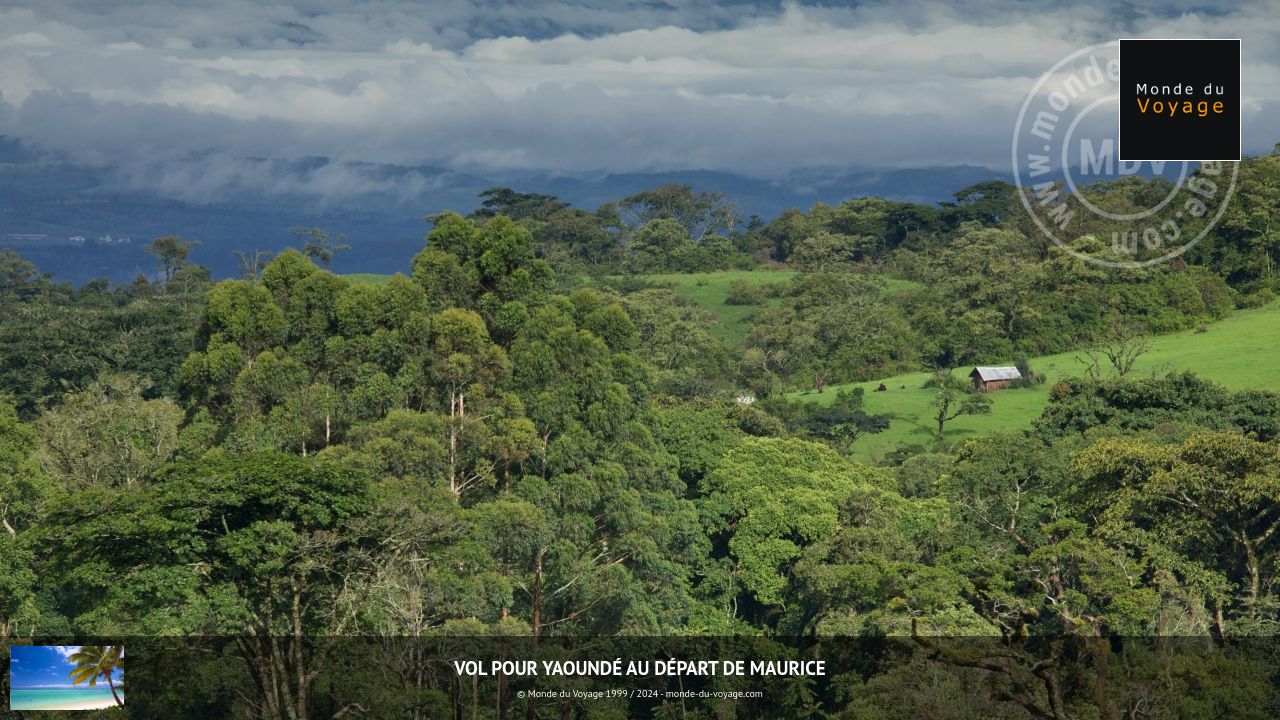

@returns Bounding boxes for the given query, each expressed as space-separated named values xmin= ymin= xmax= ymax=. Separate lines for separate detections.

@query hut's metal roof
xmin=970 ymin=366 xmax=1022 ymax=381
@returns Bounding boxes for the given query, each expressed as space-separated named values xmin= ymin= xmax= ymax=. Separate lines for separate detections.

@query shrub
xmin=1014 ymin=356 xmax=1045 ymax=387
xmin=1238 ymin=288 xmax=1276 ymax=309
xmin=725 ymin=280 xmax=768 ymax=306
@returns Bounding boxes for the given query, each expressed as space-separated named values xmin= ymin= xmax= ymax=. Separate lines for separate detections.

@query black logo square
xmin=1119 ymin=39 xmax=1240 ymax=161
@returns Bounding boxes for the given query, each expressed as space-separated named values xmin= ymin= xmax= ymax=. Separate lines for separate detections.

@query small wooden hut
xmin=969 ymin=366 xmax=1022 ymax=392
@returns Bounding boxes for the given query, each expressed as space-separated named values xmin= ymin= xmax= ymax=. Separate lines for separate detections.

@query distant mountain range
xmin=0 ymin=136 xmax=1006 ymax=283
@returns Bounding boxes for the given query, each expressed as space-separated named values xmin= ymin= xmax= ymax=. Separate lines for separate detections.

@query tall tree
xmin=144 ymin=236 xmax=198 ymax=283
xmin=291 ymin=227 xmax=351 ymax=267
xmin=68 ymin=645 xmax=125 ymax=708
xmin=428 ymin=308 xmax=511 ymax=499
xmin=1078 ymin=432 xmax=1280 ymax=631
xmin=701 ymin=437 xmax=894 ymax=612
xmin=36 ymin=374 xmax=183 ymax=489
xmin=48 ymin=453 xmax=375 ymax=720
xmin=615 ymin=184 xmax=738 ymax=238
xmin=470 ymin=188 xmax=568 ymax=222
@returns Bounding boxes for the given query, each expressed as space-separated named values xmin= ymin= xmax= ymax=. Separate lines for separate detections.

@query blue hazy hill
xmin=0 ymin=137 xmax=1006 ymax=283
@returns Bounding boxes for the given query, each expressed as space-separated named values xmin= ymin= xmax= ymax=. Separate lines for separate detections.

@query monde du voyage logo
xmin=1013 ymin=39 xmax=1241 ymax=268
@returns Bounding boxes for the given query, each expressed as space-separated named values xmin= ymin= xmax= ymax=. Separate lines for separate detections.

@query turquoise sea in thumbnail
xmin=10 ymin=686 xmax=122 ymax=710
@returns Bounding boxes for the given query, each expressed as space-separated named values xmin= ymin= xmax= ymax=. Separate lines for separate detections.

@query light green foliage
xmin=0 ymin=399 xmax=44 ymax=638
xmin=651 ymin=405 xmax=743 ymax=488
xmin=633 ymin=270 xmax=796 ymax=344
xmin=702 ymin=437 xmax=893 ymax=606
xmin=203 ymin=279 xmax=287 ymax=361
xmin=0 ymin=397 xmax=50 ymax=536
xmin=412 ymin=212 xmax=552 ymax=312
xmin=784 ymin=483 xmax=980 ymax=636
xmin=1077 ymin=432 xmax=1280 ymax=631
xmin=36 ymin=374 xmax=183 ymax=489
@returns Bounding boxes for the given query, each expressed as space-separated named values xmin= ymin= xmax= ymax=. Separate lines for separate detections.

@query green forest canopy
xmin=3 ymin=158 xmax=1280 ymax=718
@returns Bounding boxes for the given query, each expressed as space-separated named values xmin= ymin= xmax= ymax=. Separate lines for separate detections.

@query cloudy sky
xmin=2 ymin=0 xmax=1279 ymax=186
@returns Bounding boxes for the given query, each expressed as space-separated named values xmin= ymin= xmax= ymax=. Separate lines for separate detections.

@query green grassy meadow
xmin=792 ymin=300 xmax=1280 ymax=462
xmin=638 ymin=270 xmax=795 ymax=343
xmin=639 ymin=270 xmax=919 ymax=344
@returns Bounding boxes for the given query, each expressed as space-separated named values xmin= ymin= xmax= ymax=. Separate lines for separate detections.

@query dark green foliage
xmin=760 ymin=388 xmax=892 ymax=453
xmin=1013 ymin=356 xmax=1044 ymax=387
xmin=0 ymin=271 xmax=204 ymax=418
xmin=470 ymin=187 xmax=569 ymax=222
xmin=1037 ymin=372 xmax=1280 ymax=442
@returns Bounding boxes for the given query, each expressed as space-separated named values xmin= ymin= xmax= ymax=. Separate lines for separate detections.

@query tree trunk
xmin=291 ymin=582 xmax=309 ymax=720
xmin=448 ymin=391 xmax=464 ymax=498
xmin=1088 ymin=638 xmax=1117 ymax=720
xmin=106 ymin=673 xmax=124 ymax=708
xmin=531 ymin=552 xmax=543 ymax=639
xmin=1242 ymin=532 xmax=1261 ymax=611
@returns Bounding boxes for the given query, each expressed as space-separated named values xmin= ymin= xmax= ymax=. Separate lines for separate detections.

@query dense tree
xmin=0 ymin=531 xmax=37 ymax=641
xmin=0 ymin=398 xmax=50 ymax=537
xmin=939 ymin=181 xmax=1018 ymax=227
xmin=1037 ymin=372 xmax=1280 ymax=442
xmin=614 ymin=184 xmax=738 ymax=239
xmin=427 ymin=308 xmax=512 ymax=498
xmin=1077 ymin=432 xmax=1280 ymax=632
xmin=413 ymin=212 xmax=553 ymax=313
xmin=0 ymin=249 xmax=46 ymax=307
xmin=470 ymin=187 xmax=569 ymax=222
xmin=291 ymin=226 xmax=351 ymax=266
xmin=0 ymin=279 xmax=202 ymax=419
xmin=700 ymin=437 xmax=893 ymax=611
xmin=143 ymin=235 xmax=198 ymax=283
xmin=0 ymin=399 xmax=44 ymax=642
xmin=35 ymin=374 xmax=183 ymax=489
xmin=46 ymin=452 xmax=375 ymax=720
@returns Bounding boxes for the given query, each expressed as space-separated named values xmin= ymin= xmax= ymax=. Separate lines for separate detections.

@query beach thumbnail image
xmin=9 ymin=646 xmax=124 ymax=711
